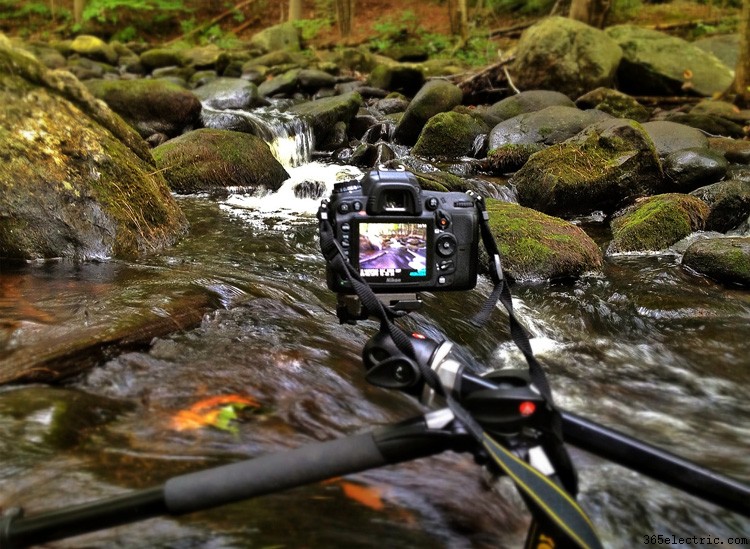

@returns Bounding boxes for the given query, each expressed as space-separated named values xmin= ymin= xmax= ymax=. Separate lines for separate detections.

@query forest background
xmin=0 ymin=0 xmax=748 ymax=103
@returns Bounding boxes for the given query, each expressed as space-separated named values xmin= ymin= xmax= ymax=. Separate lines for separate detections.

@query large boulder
xmin=690 ymin=179 xmax=750 ymax=233
xmin=287 ymin=91 xmax=363 ymax=147
xmin=394 ymin=80 xmax=464 ymax=146
xmin=152 ymin=129 xmax=289 ymax=194
xmin=510 ymin=119 xmax=663 ymax=215
xmin=606 ymin=25 xmax=734 ymax=97
xmin=510 ymin=16 xmax=622 ymax=99
xmin=249 ymin=22 xmax=301 ymax=52
xmin=607 ymin=194 xmax=709 ymax=254
xmin=0 ymin=35 xmax=186 ymax=260
xmin=412 ymin=112 xmax=489 ymax=159
xmin=484 ymin=90 xmax=575 ymax=124
xmin=682 ymin=236 xmax=750 ymax=287
xmin=367 ymin=62 xmax=425 ymax=97
xmin=85 ymin=78 xmax=202 ymax=142
xmin=485 ymin=200 xmax=603 ymax=282
xmin=488 ymin=106 xmax=609 ymax=150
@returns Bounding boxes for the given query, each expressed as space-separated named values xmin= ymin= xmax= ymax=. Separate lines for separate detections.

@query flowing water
xmin=0 ymin=113 xmax=749 ymax=548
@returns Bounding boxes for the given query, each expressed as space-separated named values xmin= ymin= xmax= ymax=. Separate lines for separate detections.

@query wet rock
xmin=393 ymin=80 xmax=462 ymax=145
xmin=139 ymin=46 xmax=183 ymax=71
xmin=85 ymin=78 xmax=202 ymax=140
xmin=152 ymin=128 xmax=289 ymax=194
xmin=682 ymin=236 xmax=750 ymax=287
xmin=663 ymin=147 xmax=728 ymax=192
xmin=575 ymin=87 xmax=651 ymax=122
xmin=690 ymin=99 xmax=750 ymax=125
xmin=0 ymin=34 xmax=186 ymax=261
xmin=708 ymin=137 xmax=750 ymax=165
xmin=287 ymin=91 xmax=363 ymax=148
xmin=510 ymin=17 xmax=622 ymax=99
xmin=297 ymin=69 xmax=336 ymax=93
xmin=607 ymin=194 xmax=709 ymax=254
xmin=292 ymin=180 xmax=327 ymax=199
xmin=258 ymin=68 xmax=300 ymax=97
xmin=606 ymin=25 xmax=733 ymax=97
xmin=690 ymin=180 xmax=750 ymax=233
xmin=366 ymin=62 xmax=425 ymax=97
xmin=412 ymin=112 xmax=489 ymax=160
xmin=331 ymin=47 xmax=379 ymax=73
xmin=69 ymin=34 xmax=117 ymax=65
xmin=641 ymin=120 xmax=708 ymax=156
xmin=485 ymin=200 xmax=603 ymax=282
xmin=179 ymin=44 xmax=229 ymax=72
xmin=66 ymin=56 xmax=116 ymax=80
xmin=372 ymin=96 xmax=410 ymax=115
xmin=693 ymin=34 xmax=740 ymax=69
xmin=664 ymin=112 xmax=745 ymax=139
xmin=192 ymin=77 xmax=263 ymax=110
xmin=486 ymin=90 xmax=576 ymax=124
xmin=488 ymin=105 xmax=610 ymax=150
xmin=511 ymin=119 xmax=663 ymax=215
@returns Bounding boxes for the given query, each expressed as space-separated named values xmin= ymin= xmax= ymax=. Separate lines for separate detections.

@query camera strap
xmin=318 ymin=199 xmax=601 ymax=549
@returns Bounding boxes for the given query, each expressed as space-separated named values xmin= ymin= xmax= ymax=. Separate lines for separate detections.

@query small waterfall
xmin=201 ymin=106 xmax=314 ymax=169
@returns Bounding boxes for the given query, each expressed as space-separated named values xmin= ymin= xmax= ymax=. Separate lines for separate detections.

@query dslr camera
xmin=323 ymin=167 xmax=479 ymax=294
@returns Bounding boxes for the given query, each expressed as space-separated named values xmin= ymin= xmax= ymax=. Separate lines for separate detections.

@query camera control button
xmin=341 ymin=223 xmax=350 ymax=232
xmin=438 ymin=260 xmax=455 ymax=273
xmin=437 ymin=211 xmax=451 ymax=230
xmin=341 ymin=236 xmax=350 ymax=247
xmin=426 ymin=197 xmax=439 ymax=210
xmin=338 ymin=203 xmax=351 ymax=214
xmin=436 ymin=235 xmax=457 ymax=257
xmin=353 ymin=201 xmax=363 ymax=211
xmin=438 ymin=276 xmax=447 ymax=285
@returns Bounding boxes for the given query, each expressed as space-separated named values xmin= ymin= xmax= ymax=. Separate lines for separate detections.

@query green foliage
xmin=111 ymin=24 xmax=138 ymax=41
xmin=82 ymin=0 xmax=188 ymax=24
xmin=294 ymin=18 xmax=331 ymax=41
xmin=0 ymin=0 xmax=49 ymax=18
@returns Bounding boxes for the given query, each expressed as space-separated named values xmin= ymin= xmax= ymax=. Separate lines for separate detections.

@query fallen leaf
xmin=340 ymin=481 xmax=385 ymax=511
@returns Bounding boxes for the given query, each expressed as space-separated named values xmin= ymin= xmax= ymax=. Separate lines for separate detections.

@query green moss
xmin=609 ymin=194 xmax=709 ymax=253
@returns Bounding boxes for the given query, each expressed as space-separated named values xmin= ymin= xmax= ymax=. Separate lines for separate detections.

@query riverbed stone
xmin=641 ymin=120 xmax=708 ymax=157
xmin=708 ymin=137 xmax=750 ymax=165
xmin=682 ymin=236 xmax=750 ymax=287
xmin=664 ymin=112 xmax=745 ymax=139
xmin=249 ymin=22 xmax=301 ymax=52
xmin=607 ymin=194 xmax=709 ymax=254
xmin=510 ymin=16 xmax=622 ymax=99
xmin=481 ymin=143 xmax=546 ymax=174
xmin=69 ymin=34 xmax=117 ymax=65
xmin=139 ymin=46 xmax=183 ymax=70
xmin=606 ymin=24 xmax=734 ymax=97
xmin=510 ymin=119 xmax=663 ymax=215
xmin=488 ymin=106 xmax=609 ymax=150
xmin=485 ymin=90 xmax=575 ymax=124
xmin=258 ymin=68 xmax=300 ymax=97
xmin=287 ymin=91 xmax=363 ymax=148
xmin=192 ymin=77 xmax=263 ymax=110
xmin=0 ymin=35 xmax=186 ymax=260
xmin=690 ymin=179 xmax=750 ymax=233
xmin=575 ymin=87 xmax=651 ymax=122
xmin=393 ymin=80 xmax=464 ymax=146
xmin=663 ymin=147 xmax=728 ymax=192
xmin=85 ymin=78 xmax=202 ymax=141
xmin=412 ymin=111 xmax=489 ymax=159
xmin=484 ymin=200 xmax=603 ymax=282
xmin=367 ymin=62 xmax=425 ymax=97
xmin=152 ymin=129 xmax=288 ymax=194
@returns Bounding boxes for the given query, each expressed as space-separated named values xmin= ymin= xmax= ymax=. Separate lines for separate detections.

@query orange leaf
xmin=170 ymin=394 xmax=260 ymax=431
xmin=340 ymin=481 xmax=384 ymax=511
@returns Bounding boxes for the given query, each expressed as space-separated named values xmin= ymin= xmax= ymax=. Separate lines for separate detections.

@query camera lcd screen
xmin=357 ymin=222 xmax=430 ymax=283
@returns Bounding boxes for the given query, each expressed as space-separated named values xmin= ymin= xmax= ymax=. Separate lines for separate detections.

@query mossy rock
xmin=139 ymin=47 xmax=184 ymax=70
xmin=682 ymin=236 xmax=750 ymax=287
xmin=575 ymin=87 xmax=651 ymax=122
xmin=487 ymin=90 xmax=575 ymax=124
xmin=607 ymin=194 xmax=709 ymax=254
xmin=394 ymin=80 xmax=463 ymax=146
xmin=69 ymin=34 xmax=117 ymax=65
xmin=0 ymin=34 xmax=186 ymax=261
xmin=152 ymin=129 xmax=289 ymax=194
xmin=485 ymin=200 xmax=603 ymax=282
xmin=287 ymin=91 xmax=363 ymax=148
xmin=367 ymin=63 xmax=425 ymax=98
xmin=412 ymin=112 xmax=489 ymax=159
xmin=511 ymin=119 xmax=663 ymax=215
xmin=690 ymin=179 xmax=750 ymax=232
xmin=85 ymin=78 xmax=202 ymax=140
xmin=482 ymin=143 xmax=546 ymax=175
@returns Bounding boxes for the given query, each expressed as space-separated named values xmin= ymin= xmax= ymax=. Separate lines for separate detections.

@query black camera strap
xmin=318 ymin=198 xmax=601 ymax=549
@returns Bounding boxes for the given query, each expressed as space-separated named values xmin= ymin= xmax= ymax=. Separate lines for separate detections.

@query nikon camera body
xmin=324 ymin=168 xmax=479 ymax=294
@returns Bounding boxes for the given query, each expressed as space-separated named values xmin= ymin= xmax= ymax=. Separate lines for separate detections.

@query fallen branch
xmin=489 ymin=22 xmax=531 ymax=38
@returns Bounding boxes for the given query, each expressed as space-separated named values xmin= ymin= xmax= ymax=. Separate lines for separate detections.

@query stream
xmin=1 ymin=126 xmax=749 ymax=547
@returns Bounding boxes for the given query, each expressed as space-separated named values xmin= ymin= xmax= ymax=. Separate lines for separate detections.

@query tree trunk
xmin=569 ymin=0 xmax=611 ymax=28
xmin=733 ymin=0 xmax=750 ymax=106
xmin=73 ymin=0 xmax=85 ymax=25
xmin=335 ymin=0 xmax=354 ymax=37
xmin=457 ymin=0 xmax=469 ymax=41
xmin=289 ymin=0 xmax=303 ymax=21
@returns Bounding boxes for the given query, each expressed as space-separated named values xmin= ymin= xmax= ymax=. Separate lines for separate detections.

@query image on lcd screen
xmin=358 ymin=222 xmax=428 ymax=281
